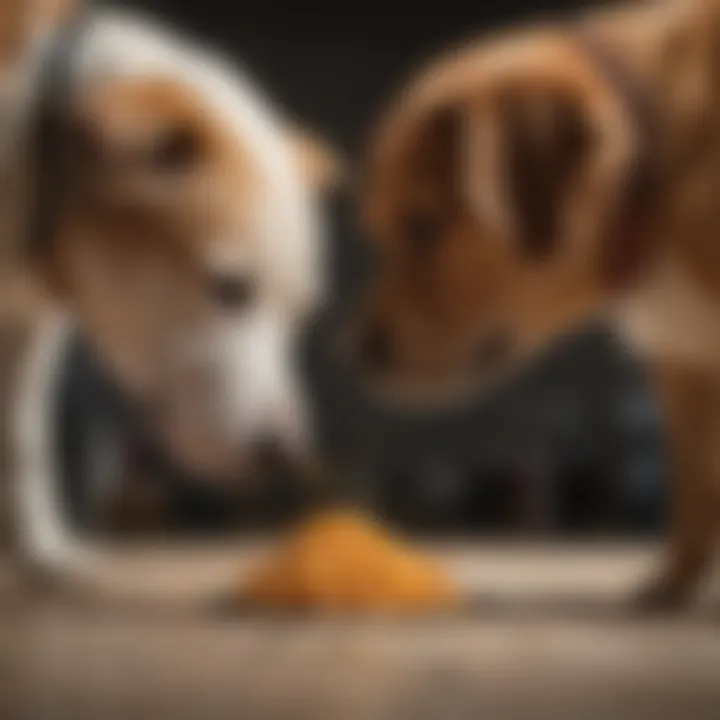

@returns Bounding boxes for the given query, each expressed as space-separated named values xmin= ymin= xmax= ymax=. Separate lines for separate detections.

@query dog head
xmin=354 ymin=31 xmax=654 ymax=408
xmin=27 ymin=11 xmax=340 ymax=480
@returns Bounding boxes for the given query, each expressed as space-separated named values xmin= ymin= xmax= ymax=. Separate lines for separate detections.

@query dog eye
xmin=150 ymin=125 xmax=201 ymax=171
xmin=404 ymin=210 xmax=442 ymax=252
xmin=207 ymin=272 xmax=257 ymax=311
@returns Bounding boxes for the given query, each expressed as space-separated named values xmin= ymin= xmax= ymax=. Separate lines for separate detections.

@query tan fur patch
xmin=287 ymin=126 xmax=344 ymax=190
xmin=80 ymin=79 xmax=238 ymax=162
xmin=0 ymin=1 xmax=28 ymax=65
xmin=71 ymin=77 xmax=261 ymax=259
xmin=0 ymin=0 xmax=76 ymax=65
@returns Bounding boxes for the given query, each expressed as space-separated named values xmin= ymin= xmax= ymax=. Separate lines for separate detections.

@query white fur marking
xmin=617 ymin=263 xmax=720 ymax=363
xmin=11 ymin=309 xmax=90 ymax=568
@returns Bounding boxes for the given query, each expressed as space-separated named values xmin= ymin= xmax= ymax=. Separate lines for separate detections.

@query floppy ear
xmin=398 ymin=88 xmax=595 ymax=253
xmin=409 ymin=81 xmax=652 ymax=287
xmin=286 ymin=127 xmax=345 ymax=192
xmin=464 ymin=88 xmax=595 ymax=259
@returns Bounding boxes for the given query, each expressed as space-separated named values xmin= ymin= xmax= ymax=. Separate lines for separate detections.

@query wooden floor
xmin=2 ymin=542 xmax=719 ymax=719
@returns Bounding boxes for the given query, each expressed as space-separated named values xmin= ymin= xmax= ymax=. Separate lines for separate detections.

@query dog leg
xmin=635 ymin=362 xmax=720 ymax=612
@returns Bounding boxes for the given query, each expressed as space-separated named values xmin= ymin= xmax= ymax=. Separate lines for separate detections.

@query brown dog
xmin=355 ymin=0 xmax=720 ymax=610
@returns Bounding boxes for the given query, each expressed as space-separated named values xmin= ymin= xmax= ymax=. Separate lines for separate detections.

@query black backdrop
xmin=61 ymin=0 xmax=668 ymax=536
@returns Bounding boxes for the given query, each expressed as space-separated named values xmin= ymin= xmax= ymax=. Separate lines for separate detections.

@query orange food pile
xmin=242 ymin=509 xmax=458 ymax=613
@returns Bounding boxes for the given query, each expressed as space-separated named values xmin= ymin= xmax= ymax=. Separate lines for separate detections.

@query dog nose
xmin=358 ymin=322 xmax=394 ymax=371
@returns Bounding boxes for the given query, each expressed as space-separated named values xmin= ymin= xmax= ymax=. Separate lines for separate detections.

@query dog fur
xmin=357 ymin=0 xmax=720 ymax=609
xmin=1 ymin=1 xmax=337 ymax=594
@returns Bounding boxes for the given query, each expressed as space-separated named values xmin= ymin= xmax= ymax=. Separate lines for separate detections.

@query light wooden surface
xmin=2 ymin=543 xmax=719 ymax=720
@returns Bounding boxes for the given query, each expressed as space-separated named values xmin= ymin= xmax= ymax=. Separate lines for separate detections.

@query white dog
xmin=2 ymin=0 xmax=337 ymax=592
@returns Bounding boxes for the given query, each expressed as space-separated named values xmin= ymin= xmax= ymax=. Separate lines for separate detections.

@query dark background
xmin=60 ymin=0 xmax=668 ymax=538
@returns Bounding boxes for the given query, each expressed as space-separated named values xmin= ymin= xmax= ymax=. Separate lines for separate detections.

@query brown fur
xmin=0 ymin=0 xmax=75 ymax=66
xmin=358 ymin=0 xmax=720 ymax=607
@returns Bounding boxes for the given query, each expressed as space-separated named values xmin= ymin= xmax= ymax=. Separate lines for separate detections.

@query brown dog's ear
xmin=286 ymin=127 xmax=345 ymax=192
xmin=413 ymin=105 xmax=462 ymax=206
xmin=464 ymin=88 xmax=594 ymax=259
xmin=500 ymin=89 xmax=593 ymax=258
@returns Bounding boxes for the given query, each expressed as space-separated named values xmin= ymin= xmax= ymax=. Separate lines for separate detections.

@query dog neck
xmin=589 ymin=0 xmax=720 ymax=302
xmin=573 ymin=28 xmax=662 ymax=294
xmin=582 ymin=0 xmax=720 ymax=361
